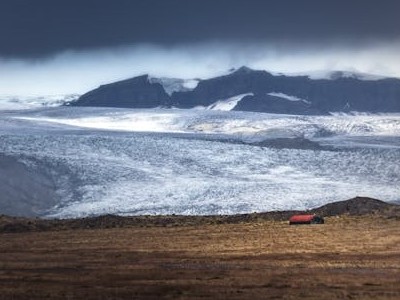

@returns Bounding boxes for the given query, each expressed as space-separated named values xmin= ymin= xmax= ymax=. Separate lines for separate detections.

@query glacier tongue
xmin=206 ymin=93 xmax=254 ymax=111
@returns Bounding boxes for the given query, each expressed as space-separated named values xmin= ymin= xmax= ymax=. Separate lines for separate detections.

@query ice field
xmin=0 ymin=107 xmax=399 ymax=218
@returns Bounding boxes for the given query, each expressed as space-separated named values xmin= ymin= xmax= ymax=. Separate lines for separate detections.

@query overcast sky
xmin=1 ymin=0 xmax=400 ymax=95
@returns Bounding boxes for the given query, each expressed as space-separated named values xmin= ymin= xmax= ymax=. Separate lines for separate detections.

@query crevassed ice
xmin=1 ymin=107 xmax=399 ymax=218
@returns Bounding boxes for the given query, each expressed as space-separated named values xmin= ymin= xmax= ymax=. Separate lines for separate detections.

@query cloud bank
xmin=1 ymin=41 xmax=400 ymax=96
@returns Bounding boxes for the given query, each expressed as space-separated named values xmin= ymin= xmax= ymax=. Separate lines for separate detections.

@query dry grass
xmin=1 ymin=215 xmax=400 ymax=299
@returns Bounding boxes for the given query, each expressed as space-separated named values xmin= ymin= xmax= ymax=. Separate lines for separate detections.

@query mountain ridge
xmin=70 ymin=66 xmax=400 ymax=114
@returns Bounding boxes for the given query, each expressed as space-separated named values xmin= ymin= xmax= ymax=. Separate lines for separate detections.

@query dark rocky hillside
xmin=1 ymin=197 xmax=398 ymax=233
xmin=73 ymin=75 xmax=170 ymax=108
xmin=71 ymin=67 xmax=400 ymax=114
xmin=310 ymin=196 xmax=398 ymax=216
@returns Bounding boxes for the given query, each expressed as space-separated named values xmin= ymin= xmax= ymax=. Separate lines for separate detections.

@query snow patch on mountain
xmin=206 ymin=93 xmax=254 ymax=111
xmin=267 ymin=92 xmax=311 ymax=104
xmin=149 ymin=77 xmax=199 ymax=95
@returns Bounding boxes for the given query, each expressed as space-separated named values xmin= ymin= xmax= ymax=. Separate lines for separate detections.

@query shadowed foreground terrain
xmin=1 ymin=197 xmax=400 ymax=299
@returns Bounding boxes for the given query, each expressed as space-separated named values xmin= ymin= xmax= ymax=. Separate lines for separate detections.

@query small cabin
xmin=289 ymin=214 xmax=324 ymax=225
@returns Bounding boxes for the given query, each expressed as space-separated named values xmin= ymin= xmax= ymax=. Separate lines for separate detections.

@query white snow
xmin=16 ymin=109 xmax=400 ymax=139
xmin=267 ymin=92 xmax=311 ymax=104
xmin=182 ymin=79 xmax=199 ymax=90
xmin=17 ymin=112 xmax=185 ymax=133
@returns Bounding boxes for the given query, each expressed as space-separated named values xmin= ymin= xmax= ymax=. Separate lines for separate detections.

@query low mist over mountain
xmin=71 ymin=67 xmax=400 ymax=114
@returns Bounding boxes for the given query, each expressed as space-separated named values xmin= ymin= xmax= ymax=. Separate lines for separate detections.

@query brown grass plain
xmin=1 ymin=215 xmax=400 ymax=299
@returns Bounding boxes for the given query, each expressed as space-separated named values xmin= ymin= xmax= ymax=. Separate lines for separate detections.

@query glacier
xmin=0 ymin=107 xmax=399 ymax=218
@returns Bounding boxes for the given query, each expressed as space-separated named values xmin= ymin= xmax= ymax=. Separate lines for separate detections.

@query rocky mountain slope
xmin=71 ymin=67 xmax=400 ymax=114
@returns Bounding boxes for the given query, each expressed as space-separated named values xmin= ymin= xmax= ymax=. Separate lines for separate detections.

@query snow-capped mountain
xmin=71 ymin=66 xmax=400 ymax=114
xmin=1 ymin=107 xmax=399 ymax=218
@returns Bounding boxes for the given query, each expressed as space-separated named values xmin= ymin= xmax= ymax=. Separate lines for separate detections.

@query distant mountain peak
xmin=231 ymin=66 xmax=255 ymax=74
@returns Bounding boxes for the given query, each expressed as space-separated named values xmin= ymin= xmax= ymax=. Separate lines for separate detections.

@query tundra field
xmin=1 ymin=213 xmax=400 ymax=299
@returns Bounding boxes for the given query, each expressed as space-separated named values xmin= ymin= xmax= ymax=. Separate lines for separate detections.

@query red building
xmin=289 ymin=214 xmax=324 ymax=225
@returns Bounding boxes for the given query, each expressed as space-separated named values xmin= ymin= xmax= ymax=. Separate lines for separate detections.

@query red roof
xmin=289 ymin=214 xmax=315 ymax=223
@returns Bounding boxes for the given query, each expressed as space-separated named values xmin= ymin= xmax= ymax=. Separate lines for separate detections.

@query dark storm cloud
xmin=2 ymin=0 xmax=400 ymax=96
xmin=1 ymin=0 xmax=400 ymax=58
